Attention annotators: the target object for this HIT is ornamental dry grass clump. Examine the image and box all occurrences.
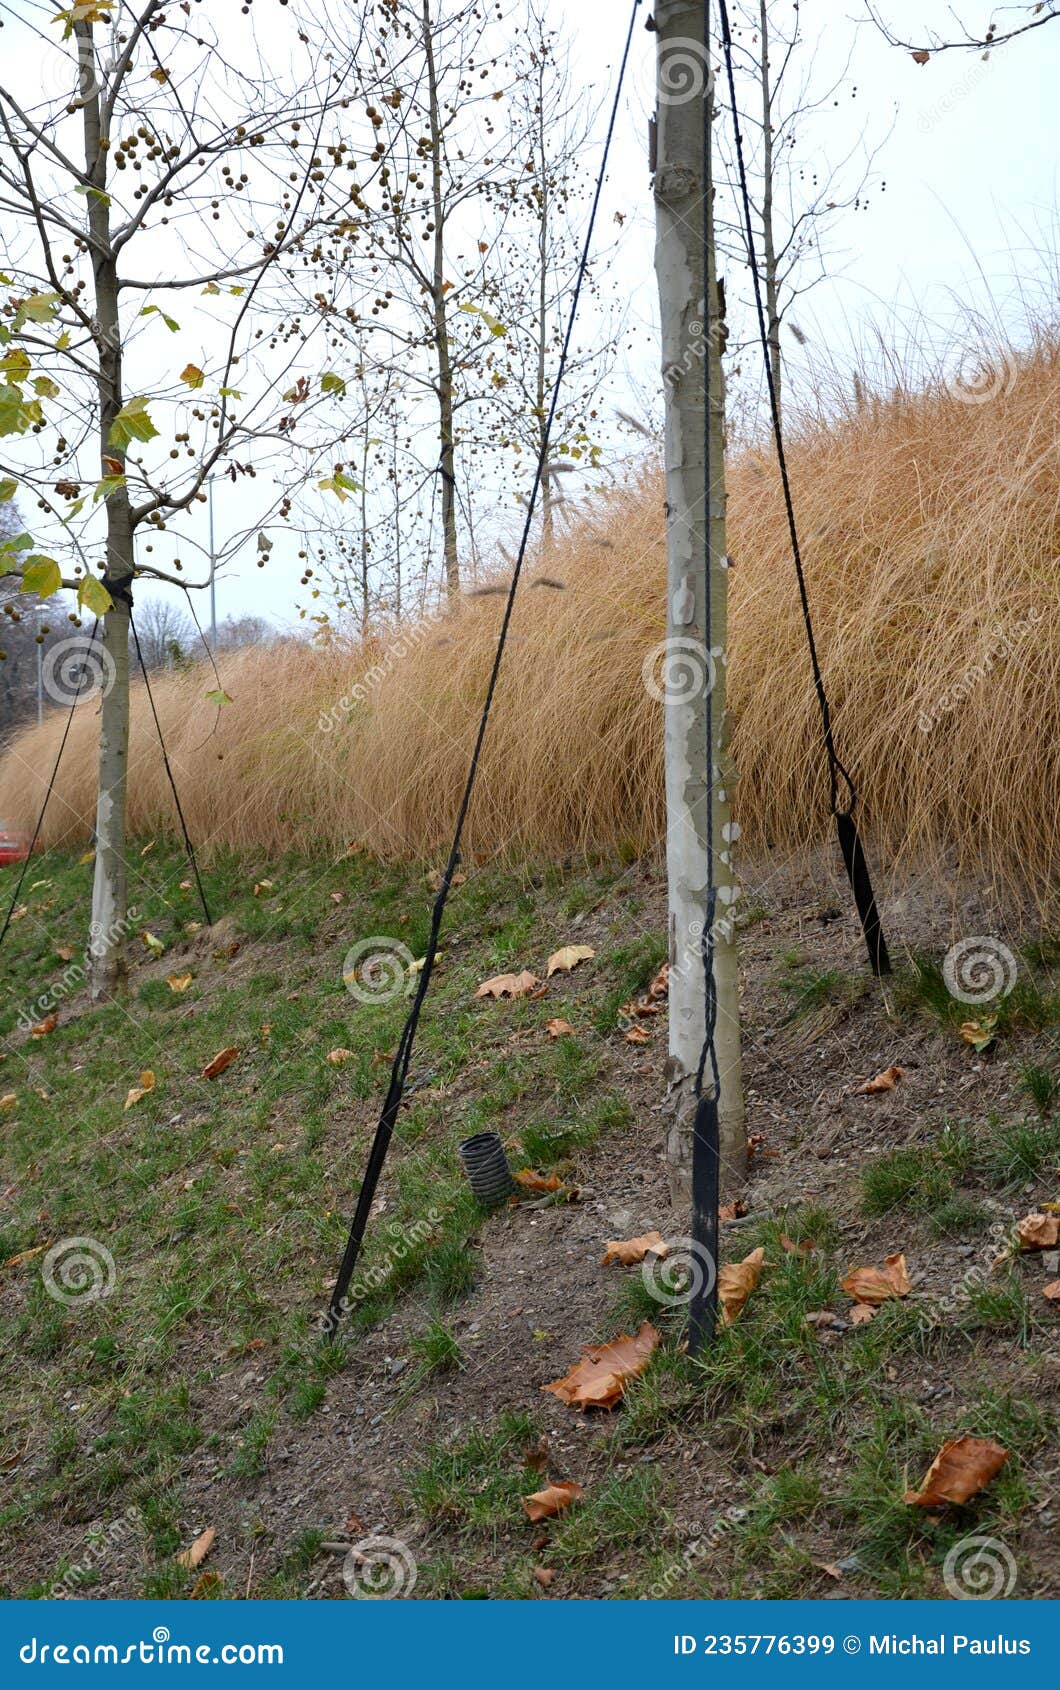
[1,337,1057,894]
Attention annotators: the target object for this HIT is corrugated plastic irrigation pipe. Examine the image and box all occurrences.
[458,1133,515,1207]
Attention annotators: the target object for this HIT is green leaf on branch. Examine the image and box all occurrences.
[0,531,33,555]
[33,376,60,399]
[1,348,31,384]
[75,184,112,208]
[218,386,243,399]
[12,292,62,330]
[22,557,62,599]
[0,479,17,502]
[93,474,127,502]
[0,389,43,435]
[78,576,114,616]
[108,396,158,450]
[458,302,506,337]
[53,5,115,41]
[321,373,347,396]
[141,306,180,333]
[317,470,361,501]
[205,688,233,707]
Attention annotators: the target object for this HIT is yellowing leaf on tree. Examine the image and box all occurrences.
[475,970,540,1000]
[177,1526,216,1569]
[601,1231,668,1267]
[521,1480,584,1522]
[459,302,506,337]
[166,974,193,993]
[546,945,595,977]
[180,363,205,388]
[107,394,158,450]
[201,1046,239,1080]
[77,575,113,617]
[544,1322,659,1410]
[841,1252,911,1305]
[21,556,62,599]
[856,1066,906,1095]
[719,1246,765,1325]
[124,1070,155,1110]
[904,1436,1008,1507]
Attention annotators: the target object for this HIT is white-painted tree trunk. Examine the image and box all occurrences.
[654,0,746,1202]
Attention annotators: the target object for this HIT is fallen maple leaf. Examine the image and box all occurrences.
[177,1526,216,1569]
[959,1015,998,1053]
[625,1025,651,1045]
[856,1066,906,1095]
[522,1479,584,1522]
[1042,1280,1060,1302]
[533,1565,556,1588]
[201,1046,239,1080]
[30,1013,58,1038]
[718,1200,748,1223]
[719,1246,765,1324]
[842,1253,911,1304]
[850,1302,877,1326]
[546,945,594,977]
[124,1070,155,1110]
[602,1231,668,1267]
[904,1436,1009,1507]
[1017,1213,1060,1251]
[544,1322,659,1409]
[326,1048,355,1067]
[475,970,540,1000]
[166,973,193,993]
[545,1018,576,1039]
[515,1168,563,1194]
[55,945,74,962]
[190,1571,222,1598]
[0,1094,17,1113]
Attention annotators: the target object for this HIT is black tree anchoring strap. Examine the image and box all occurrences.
[129,610,213,928]
[324,0,644,1339]
[0,619,102,954]
[717,0,891,977]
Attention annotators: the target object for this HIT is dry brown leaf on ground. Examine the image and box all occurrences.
[719,1247,765,1324]
[0,1094,17,1113]
[201,1046,240,1080]
[55,945,74,962]
[167,973,193,993]
[1042,1280,1060,1301]
[326,1048,355,1067]
[601,1231,668,1267]
[533,1565,557,1588]
[544,1322,659,1409]
[177,1526,216,1569]
[545,945,595,977]
[475,970,540,1000]
[804,1310,840,1329]
[719,1200,748,1223]
[124,1070,155,1110]
[514,1169,564,1194]
[625,1025,651,1045]
[856,1065,906,1094]
[545,1018,576,1039]
[522,1480,585,1522]
[646,963,669,1000]
[841,1253,911,1304]
[904,1436,1009,1507]
[30,1013,58,1038]
[1017,1212,1060,1250]
[3,1242,50,1269]
[780,1233,815,1255]
[190,1571,223,1599]
[850,1302,877,1326]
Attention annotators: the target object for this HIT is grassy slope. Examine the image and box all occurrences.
[1,844,1058,1600]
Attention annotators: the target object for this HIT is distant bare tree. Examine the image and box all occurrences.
[132,599,195,671]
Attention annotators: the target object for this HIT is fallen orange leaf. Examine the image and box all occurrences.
[601,1231,668,1267]
[625,1025,651,1045]
[166,973,193,993]
[1017,1212,1060,1251]
[201,1046,239,1080]
[124,1070,155,1110]
[3,1242,50,1269]
[30,1013,58,1038]
[522,1480,584,1522]
[841,1253,911,1305]
[515,1169,563,1194]
[718,1200,748,1223]
[326,1048,355,1067]
[177,1526,216,1569]
[544,1018,576,1039]
[190,1571,223,1598]
[546,945,595,977]
[1042,1280,1060,1301]
[475,970,540,1000]
[544,1322,659,1409]
[719,1246,765,1324]
[533,1565,556,1588]
[856,1065,906,1095]
[904,1436,1009,1507]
